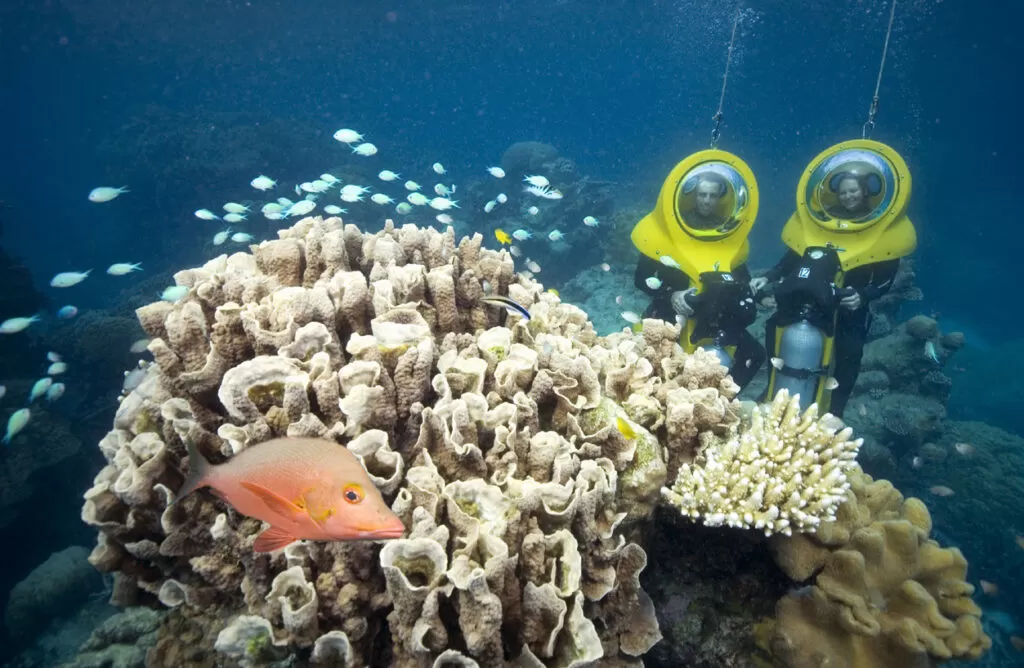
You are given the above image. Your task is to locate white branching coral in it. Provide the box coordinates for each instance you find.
[661,389,861,536]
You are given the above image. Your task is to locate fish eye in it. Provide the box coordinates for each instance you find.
[343,485,364,504]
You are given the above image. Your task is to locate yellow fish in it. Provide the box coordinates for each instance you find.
[494,228,511,245]
[547,288,559,297]
[615,417,636,440]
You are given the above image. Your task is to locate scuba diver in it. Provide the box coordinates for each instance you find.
[635,172,743,319]
[632,156,766,391]
[755,142,916,417]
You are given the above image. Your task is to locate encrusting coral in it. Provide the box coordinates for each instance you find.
[766,468,991,666]
[78,215,989,667]
[80,216,745,666]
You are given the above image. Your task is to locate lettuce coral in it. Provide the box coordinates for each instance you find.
[79,216,744,666]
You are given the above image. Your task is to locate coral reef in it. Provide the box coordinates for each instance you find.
[654,383,990,666]
[79,216,749,666]
[894,419,1024,639]
[766,468,990,667]
[74,216,990,667]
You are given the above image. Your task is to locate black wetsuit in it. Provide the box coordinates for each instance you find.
[763,250,899,416]
[634,254,765,390]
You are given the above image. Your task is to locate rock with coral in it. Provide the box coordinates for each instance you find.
[61,607,164,668]
[868,258,923,335]
[78,216,760,666]
[5,546,104,642]
[842,315,966,474]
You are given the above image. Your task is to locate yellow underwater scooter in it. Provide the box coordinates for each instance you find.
[631,149,760,365]
[763,139,917,410]
[630,9,761,368]
[762,0,916,411]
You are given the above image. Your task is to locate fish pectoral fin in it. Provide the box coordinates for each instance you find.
[253,526,297,553]
[240,481,306,520]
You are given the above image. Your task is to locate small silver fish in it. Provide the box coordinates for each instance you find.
[954,442,975,457]
[660,255,680,269]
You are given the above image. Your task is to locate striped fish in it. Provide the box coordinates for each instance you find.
[481,295,531,321]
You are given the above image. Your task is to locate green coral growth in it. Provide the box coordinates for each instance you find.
[247,381,285,410]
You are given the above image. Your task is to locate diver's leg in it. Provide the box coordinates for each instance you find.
[830,313,869,417]
[757,316,779,402]
[729,329,766,390]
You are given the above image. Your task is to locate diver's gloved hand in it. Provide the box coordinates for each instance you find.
[840,290,862,310]
[671,288,697,317]
[749,277,769,294]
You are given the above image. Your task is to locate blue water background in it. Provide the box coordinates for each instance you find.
[3,0,1020,333]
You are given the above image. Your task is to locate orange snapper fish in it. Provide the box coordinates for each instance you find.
[177,436,405,552]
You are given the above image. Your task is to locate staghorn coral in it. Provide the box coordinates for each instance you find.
[765,467,990,667]
[661,390,861,536]
[78,216,749,667]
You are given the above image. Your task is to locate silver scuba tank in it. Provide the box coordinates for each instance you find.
[774,319,824,410]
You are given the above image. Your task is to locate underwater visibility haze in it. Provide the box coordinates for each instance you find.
[0,0,1023,665]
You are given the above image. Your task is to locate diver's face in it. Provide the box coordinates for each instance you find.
[695,181,722,216]
[837,178,865,212]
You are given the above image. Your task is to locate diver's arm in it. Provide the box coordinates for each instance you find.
[762,250,800,283]
[858,259,900,302]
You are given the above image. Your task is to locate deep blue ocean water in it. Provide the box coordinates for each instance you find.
[0,0,1022,665]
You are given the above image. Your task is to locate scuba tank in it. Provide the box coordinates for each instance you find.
[684,270,756,368]
[704,339,734,370]
[774,315,825,405]
[766,246,850,411]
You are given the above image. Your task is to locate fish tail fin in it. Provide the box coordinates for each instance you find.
[174,436,211,503]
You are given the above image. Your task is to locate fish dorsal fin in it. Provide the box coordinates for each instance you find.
[253,526,297,553]
[240,481,306,520]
